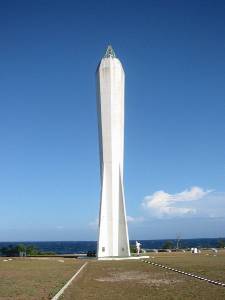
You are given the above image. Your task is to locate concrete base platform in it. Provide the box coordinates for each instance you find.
[98,256,149,261]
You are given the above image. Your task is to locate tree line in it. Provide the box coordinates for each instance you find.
[0,244,55,256]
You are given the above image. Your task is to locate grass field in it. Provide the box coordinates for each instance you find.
[152,250,225,283]
[63,251,225,300]
[0,257,83,300]
[1,251,225,299]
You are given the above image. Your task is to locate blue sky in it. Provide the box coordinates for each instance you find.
[0,0,225,241]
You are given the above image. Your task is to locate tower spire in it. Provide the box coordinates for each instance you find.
[104,45,116,58]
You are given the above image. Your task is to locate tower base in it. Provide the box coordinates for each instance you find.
[98,256,149,261]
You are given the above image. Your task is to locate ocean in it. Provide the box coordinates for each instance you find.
[0,238,224,254]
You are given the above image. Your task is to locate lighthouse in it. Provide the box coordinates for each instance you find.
[96,46,130,258]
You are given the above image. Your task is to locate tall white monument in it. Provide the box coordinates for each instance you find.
[96,45,130,258]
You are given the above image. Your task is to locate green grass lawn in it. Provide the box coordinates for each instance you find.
[0,257,83,300]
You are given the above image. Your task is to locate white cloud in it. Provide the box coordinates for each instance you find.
[127,215,144,223]
[142,186,212,218]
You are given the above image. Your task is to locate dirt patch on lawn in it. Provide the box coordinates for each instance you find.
[95,271,182,286]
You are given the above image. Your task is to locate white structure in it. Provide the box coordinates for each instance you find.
[96,46,130,258]
[191,247,198,254]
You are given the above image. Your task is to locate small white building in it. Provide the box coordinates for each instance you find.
[191,247,198,254]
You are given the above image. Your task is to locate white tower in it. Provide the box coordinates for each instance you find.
[96,45,130,258]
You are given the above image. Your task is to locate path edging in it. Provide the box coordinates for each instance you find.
[51,262,88,300]
[142,259,225,287]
